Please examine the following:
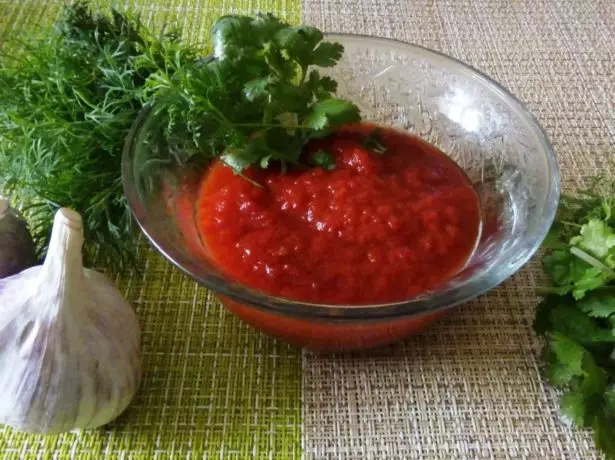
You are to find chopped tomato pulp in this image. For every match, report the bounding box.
[196,123,481,304]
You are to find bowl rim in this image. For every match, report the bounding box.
[122,33,560,321]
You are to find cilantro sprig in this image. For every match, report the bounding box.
[150,13,361,174]
[535,176,615,458]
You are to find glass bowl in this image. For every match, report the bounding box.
[122,34,559,352]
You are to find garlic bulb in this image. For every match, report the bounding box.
[0,208,141,434]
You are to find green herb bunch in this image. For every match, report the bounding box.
[535,176,615,457]
[0,4,359,270]
[147,14,361,175]
[0,2,198,270]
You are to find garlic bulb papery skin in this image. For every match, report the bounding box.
[0,208,141,434]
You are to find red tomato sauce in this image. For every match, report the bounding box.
[196,123,481,305]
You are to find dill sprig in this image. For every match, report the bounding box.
[0,2,199,270]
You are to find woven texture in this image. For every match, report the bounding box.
[301,0,613,458]
[0,1,302,458]
[1,0,613,458]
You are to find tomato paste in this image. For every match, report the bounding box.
[196,123,481,305]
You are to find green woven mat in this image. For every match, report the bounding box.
[0,1,302,458]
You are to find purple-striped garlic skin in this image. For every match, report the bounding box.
[0,208,141,434]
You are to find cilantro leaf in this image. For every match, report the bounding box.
[578,292,615,319]
[593,409,615,459]
[561,390,589,426]
[305,98,361,131]
[309,150,335,170]
[535,297,615,345]
[317,76,338,93]
[306,70,337,98]
[212,14,286,61]
[545,332,586,386]
[543,249,612,299]
[212,16,259,60]
[536,175,615,459]
[606,386,615,412]
[244,78,269,101]
[311,42,344,67]
[544,250,580,286]
[221,149,261,173]
[542,222,570,249]
[263,43,297,81]
[544,334,608,423]
[571,219,615,262]
[572,268,613,299]
[274,26,323,68]
[546,358,585,388]
[275,26,323,49]
[156,14,361,174]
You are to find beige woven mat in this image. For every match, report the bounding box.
[302,0,613,458]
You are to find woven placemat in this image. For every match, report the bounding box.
[1,0,613,458]
[302,0,612,458]
[0,1,302,458]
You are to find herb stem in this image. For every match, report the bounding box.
[560,220,583,228]
[570,246,615,276]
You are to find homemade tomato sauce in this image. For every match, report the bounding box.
[196,123,480,304]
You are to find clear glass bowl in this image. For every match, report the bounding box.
[122,35,559,351]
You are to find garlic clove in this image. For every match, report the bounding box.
[0,208,141,434]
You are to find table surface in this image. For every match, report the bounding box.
[0,0,613,458]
